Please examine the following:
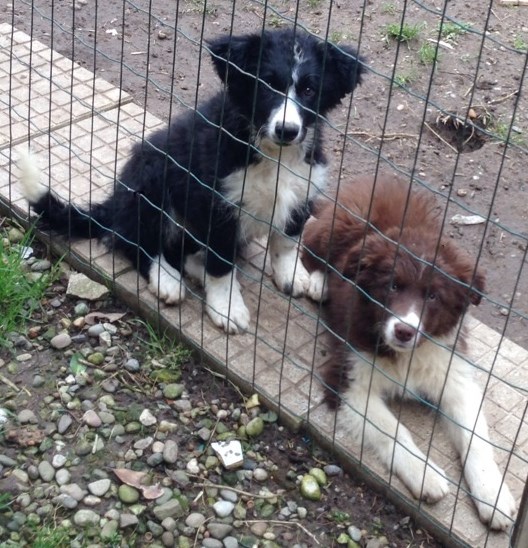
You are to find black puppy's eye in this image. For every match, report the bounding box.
[302,86,316,98]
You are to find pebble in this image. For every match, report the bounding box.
[186,458,200,475]
[202,539,223,548]
[101,519,119,540]
[32,375,45,387]
[74,302,90,316]
[300,474,321,501]
[73,509,100,526]
[52,454,67,468]
[245,416,264,437]
[38,461,55,482]
[182,512,204,529]
[124,358,140,372]
[153,499,184,520]
[223,537,239,548]
[120,513,139,528]
[324,464,343,477]
[50,332,72,349]
[220,489,238,503]
[118,485,140,504]
[18,409,38,424]
[208,522,234,540]
[83,409,102,427]
[55,468,71,485]
[162,517,177,531]
[252,468,268,482]
[88,478,111,497]
[348,525,362,542]
[162,439,178,464]
[213,500,235,518]
[53,493,78,509]
[60,484,87,501]
[139,409,157,426]
[163,383,184,399]
[57,413,73,434]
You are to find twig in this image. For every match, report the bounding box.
[192,479,283,500]
[423,122,459,153]
[486,89,519,105]
[498,0,528,5]
[243,520,321,546]
[463,83,474,98]
[0,374,19,391]
[346,130,418,142]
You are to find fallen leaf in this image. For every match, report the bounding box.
[84,312,126,325]
[112,468,164,499]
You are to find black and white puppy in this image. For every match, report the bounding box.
[19,28,363,333]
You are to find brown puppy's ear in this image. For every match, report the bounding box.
[468,269,486,306]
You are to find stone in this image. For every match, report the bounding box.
[152,499,184,521]
[50,333,72,349]
[88,479,111,497]
[245,417,264,437]
[83,409,102,427]
[185,512,206,528]
[253,468,268,482]
[118,485,140,504]
[67,273,110,300]
[124,358,140,372]
[300,474,321,501]
[212,500,235,518]
[139,409,157,426]
[52,494,78,510]
[101,519,119,540]
[55,468,71,486]
[208,522,234,540]
[17,409,38,424]
[73,509,100,526]
[52,454,67,468]
[60,484,87,501]
[162,440,178,464]
[120,513,139,528]
[162,383,184,399]
[57,414,73,434]
[37,461,55,482]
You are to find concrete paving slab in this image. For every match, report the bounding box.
[0,23,132,150]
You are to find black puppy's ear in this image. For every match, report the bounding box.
[208,33,261,84]
[321,42,365,99]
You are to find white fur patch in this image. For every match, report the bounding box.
[268,87,303,144]
[17,149,47,203]
[184,251,206,285]
[269,233,310,297]
[148,255,185,304]
[307,270,327,302]
[222,146,326,245]
[383,309,422,351]
[205,272,250,334]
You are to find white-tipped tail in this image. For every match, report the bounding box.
[17,148,47,204]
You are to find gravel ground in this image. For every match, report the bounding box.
[0,222,443,547]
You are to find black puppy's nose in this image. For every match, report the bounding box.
[274,122,300,144]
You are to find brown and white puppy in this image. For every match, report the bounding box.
[303,175,517,530]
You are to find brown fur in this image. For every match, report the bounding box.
[303,175,485,407]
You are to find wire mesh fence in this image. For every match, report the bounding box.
[1,0,527,546]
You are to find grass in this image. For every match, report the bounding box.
[394,68,418,87]
[0,224,59,347]
[306,0,322,8]
[381,3,397,15]
[438,21,472,40]
[385,21,424,43]
[31,525,71,548]
[419,42,439,65]
[513,35,528,52]
[490,120,526,147]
